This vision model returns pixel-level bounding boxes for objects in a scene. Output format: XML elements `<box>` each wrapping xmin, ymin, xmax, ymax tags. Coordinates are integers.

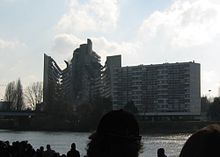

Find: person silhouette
<box><xmin>157</xmin><ymin>148</ymin><xmax>167</xmax><ymax>157</ymax></box>
<box><xmin>43</xmin><ymin>144</ymin><xmax>55</xmax><ymax>157</ymax></box>
<box><xmin>86</xmin><ymin>109</ymin><xmax>142</xmax><ymax>157</ymax></box>
<box><xmin>67</xmin><ymin>143</ymin><xmax>80</xmax><ymax>157</ymax></box>
<box><xmin>179</xmin><ymin>124</ymin><xmax>220</xmax><ymax>157</ymax></box>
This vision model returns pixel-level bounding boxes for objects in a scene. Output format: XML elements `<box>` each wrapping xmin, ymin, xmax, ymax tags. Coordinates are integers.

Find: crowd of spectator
<box><xmin>0</xmin><ymin>141</ymin><xmax>80</xmax><ymax>157</ymax></box>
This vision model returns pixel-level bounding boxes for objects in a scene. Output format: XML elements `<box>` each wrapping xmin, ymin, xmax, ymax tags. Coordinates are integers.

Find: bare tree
<box><xmin>4</xmin><ymin>81</ymin><xmax>16</xmax><ymax>110</ymax></box>
<box><xmin>24</xmin><ymin>82</ymin><xmax>43</xmax><ymax>109</ymax></box>
<box><xmin>4</xmin><ymin>79</ymin><xmax>24</xmax><ymax>110</ymax></box>
<box><xmin>16</xmin><ymin>79</ymin><xmax>24</xmax><ymax>110</ymax></box>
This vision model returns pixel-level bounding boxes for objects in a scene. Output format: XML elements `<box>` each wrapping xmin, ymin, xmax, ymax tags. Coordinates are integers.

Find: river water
<box><xmin>0</xmin><ymin>130</ymin><xmax>190</xmax><ymax>157</ymax></box>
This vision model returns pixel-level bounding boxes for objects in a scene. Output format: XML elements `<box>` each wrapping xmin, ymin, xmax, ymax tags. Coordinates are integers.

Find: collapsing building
<box><xmin>43</xmin><ymin>39</ymin><xmax>102</xmax><ymax>112</ymax></box>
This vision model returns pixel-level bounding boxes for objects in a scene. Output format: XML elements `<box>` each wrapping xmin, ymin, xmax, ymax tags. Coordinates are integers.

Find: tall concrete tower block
<box><xmin>43</xmin><ymin>39</ymin><xmax>102</xmax><ymax>112</ymax></box>
<box><xmin>102</xmin><ymin>55</ymin><xmax>121</xmax><ymax>98</ymax></box>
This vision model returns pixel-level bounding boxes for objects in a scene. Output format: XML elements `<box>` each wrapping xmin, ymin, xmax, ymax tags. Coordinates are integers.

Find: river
<box><xmin>0</xmin><ymin>130</ymin><xmax>190</xmax><ymax>157</ymax></box>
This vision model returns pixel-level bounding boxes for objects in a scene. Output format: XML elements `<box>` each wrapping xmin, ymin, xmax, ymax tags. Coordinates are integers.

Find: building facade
<box><xmin>43</xmin><ymin>54</ymin><xmax>63</xmax><ymax>112</ymax></box>
<box><xmin>106</xmin><ymin>56</ymin><xmax>201</xmax><ymax>116</ymax></box>
<box><xmin>101</xmin><ymin>55</ymin><xmax>121</xmax><ymax>98</ymax></box>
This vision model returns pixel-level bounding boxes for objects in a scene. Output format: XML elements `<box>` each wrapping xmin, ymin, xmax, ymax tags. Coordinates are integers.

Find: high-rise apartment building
<box><xmin>106</xmin><ymin>56</ymin><xmax>201</xmax><ymax>116</ymax></box>
<box><xmin>43</xmin><ymin>39</ymin><xmax>102</xmax><ymax>112</ymax></box>
<box><xmin>43</xmin><ymin>54</ymin><xmax>63</xmax><ymax>112</ymax></box>
<box><xmin>101</xmin><ymin>55</ymin><xmax>121</xmax><ymax>98</ymax></box>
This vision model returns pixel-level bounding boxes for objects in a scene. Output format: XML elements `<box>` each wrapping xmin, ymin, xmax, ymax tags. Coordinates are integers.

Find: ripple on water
<box><xmin>0</xmin><ymin>130</ymin><xmax>190</xmax><ymax>157</ymax></box>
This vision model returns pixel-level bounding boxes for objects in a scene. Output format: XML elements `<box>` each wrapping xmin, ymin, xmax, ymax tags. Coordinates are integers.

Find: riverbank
<box><xmin>139</xmin><ymin>121</ymin><xmax>220</xmax><ymax>134</ymax></box>
<box><xmin>0</xmin><ymin>117</ymin><xmax>219</xmax><ymax>134</ymax></box>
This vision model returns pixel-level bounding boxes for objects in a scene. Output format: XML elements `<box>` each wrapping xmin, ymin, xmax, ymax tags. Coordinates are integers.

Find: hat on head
<box><xmin>96</xmin><ymin>109</ymin><xmax>141</xmax><ymax>141</ymax></box>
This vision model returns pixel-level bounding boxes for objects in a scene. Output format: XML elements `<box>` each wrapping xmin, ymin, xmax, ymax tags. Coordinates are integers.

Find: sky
<box><xmin>0</xmin><ymin>0</ymin><xmax>220</xmax><ymax>100</ymax></box>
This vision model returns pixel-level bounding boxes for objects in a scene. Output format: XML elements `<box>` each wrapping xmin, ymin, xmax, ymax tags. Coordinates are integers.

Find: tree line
<box><xmin>201</xmin><ymin>96</ymin><xmax>220</xmax><ymax>120</ymax></box>
<box><xmin>207</xmin><ymin>97</ymin><xmax>220</xmax><ymax>120</ymax></box>
<box><xmin>3</xmin><ymin>78</ymin><xmax>43</xmax><ymax>111</ymax></box>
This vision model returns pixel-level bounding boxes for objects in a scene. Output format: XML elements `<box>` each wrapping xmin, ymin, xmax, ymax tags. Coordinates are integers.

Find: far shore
<box><xmin>0</xmin><ymin>119</ymin><xmax>219</xmax><ymax>134</ymax></box>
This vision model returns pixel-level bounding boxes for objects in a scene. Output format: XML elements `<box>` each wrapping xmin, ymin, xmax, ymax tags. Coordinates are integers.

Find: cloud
<box><xmin>51</xmin><ymin>34</ymin><xmax>140</xmax><ymax>66</ymax></box>
<box><xmin>55</xmin><ymin>0</ymin><xmax>119</xmax><ymax>33</ymax></box>
<box><xmin>91</xmin><ymin>37</ymin><xmax>141</xmax><ymax>65</ymax></box>
<box><xmin>52</xmin><ymin>0</ymin><xmax>121</xmax><ymax>66</ymax></box>
<box><xmin>202</xmin><ymin>70</ymin><xmax>220</xmax><ymax>96</ymax></box>
<box><xmin>0</xmin><ymin>38</ymin><xmax>40</xmax><ymax>93</ymax></box>
<box><xmin>53</xmin><ymin>0</ymin><xmax>220</xmax><ymax>63</ymax></box>
<box><xmin>52</xmin><ymin>34</ymin><xmax>83</xmax><ymax>56</ymax></box>
<box><xmin>50</xmin><ymin>34</ymin><xmax>83</xmax><ymax>68</ymax></box>
<box><xmin>0</xmin><ymin>38</ymin><xmax>24</xmax><ymax>49</ymax></box>
<box><xmin>138</xmin><ymin>0</ymin><xmax>220</xmax><ymax>48</ymax></box>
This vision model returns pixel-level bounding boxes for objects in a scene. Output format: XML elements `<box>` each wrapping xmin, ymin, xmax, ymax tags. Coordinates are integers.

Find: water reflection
<box><xmin>0</xmin><ymin>130</ymin><xmax>189</xmax><ymax>157</ymax></box>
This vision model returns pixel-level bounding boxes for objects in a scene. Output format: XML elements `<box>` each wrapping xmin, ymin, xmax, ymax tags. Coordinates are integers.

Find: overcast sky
<box><xmin>0</xmin><ymin>0</ymin><xmax>220</xmax><ymax>99</ymax></box>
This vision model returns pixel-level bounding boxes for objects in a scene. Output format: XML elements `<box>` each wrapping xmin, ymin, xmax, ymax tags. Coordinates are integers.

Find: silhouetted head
<box><xmin>46</xmin><ymin>144</ymin><xmax>51</xmax><ymax>150</ymax></box>
<box><xmin>71</xmin><ymin>143</ymin><xmax>76</xmax><ymax>150</ymax></box>
<box><xmin>180</xmin><ymin>124</ymin><xmax>220</xmax><ymax>157</ymax></box>
<box><xmin>40</xmin><ymin>146</ymin><xmax>44</xmax><ymax>151</ymax></box>
<box><xmin>87</xmin><ymin>109</ymin><xmax>142</xmax><ymax>157</ymax></box>
<box><xmin>157</xmin><ymin>148</ymin><xmax>166</xmax><ymax>157</ymax></box>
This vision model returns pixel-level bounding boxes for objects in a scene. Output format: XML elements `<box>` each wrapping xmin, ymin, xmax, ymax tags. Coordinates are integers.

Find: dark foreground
<box><xmin>0</xmin><ymin>117</ymin><xmax>219</xmax><ymax>134</ymax></box>
<box><xmin>0</xmin><ymin>140</ymin><xmax>72</xmax><ymax>157</ymax></box>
